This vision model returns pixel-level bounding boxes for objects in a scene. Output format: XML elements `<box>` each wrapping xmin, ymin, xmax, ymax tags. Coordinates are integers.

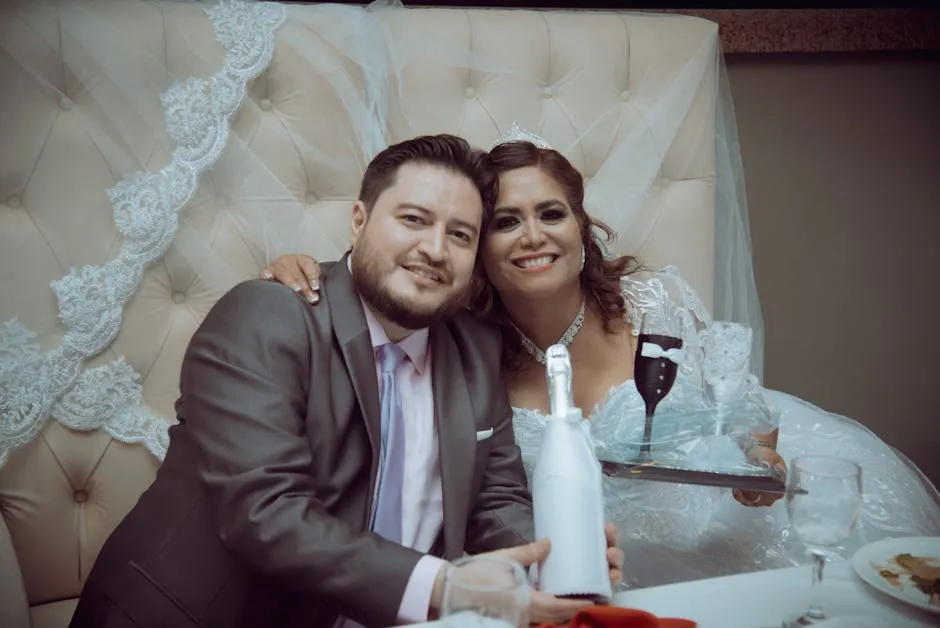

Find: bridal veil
<box><xmin>0</xmin><ymin>0</ymin><xmax>761</xmax><ymax>464</ymax></box>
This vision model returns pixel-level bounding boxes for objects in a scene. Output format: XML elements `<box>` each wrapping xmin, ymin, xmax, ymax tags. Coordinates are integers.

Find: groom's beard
<box><xmin>351</xmin><ymin>234</ymin><xmax>467</xmax><ymax>331</ymax></box>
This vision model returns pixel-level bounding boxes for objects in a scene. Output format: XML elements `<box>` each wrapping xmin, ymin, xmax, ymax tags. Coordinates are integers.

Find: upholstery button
<box><xmin>73</xmin><ymin>489</ymin><xmax>88</xmax><ymax>504</ymax></box>
<box><xmin>259</xmin><ymin>97</ymin><xmax>272</xmax><ymax>111</ymax></box>
<box><xmin>6</xmin><ymin>196</ymin><xmax>21</xmax><ymax>209</ymax></box>
<box><xmin>305</xmin><ymin>192</ymin><xmax>317</xmax><ymax>204</ymax></box>
<box><xmin>59</xmin><ymin>96</ymin><xmax>74</xmax><ymax>110</ymax></box>
<box><xmin>464</xmin><ymin>87</ymin><xmax>474</xmax><ymax>98</ymax></box>
<box><xmin>621</xmin><ymin>90</ymin><xmax>630</xmax><ymax>101</ymax></box>
<box><xmin>171</xmin><ymin>291</ymin><xmax>186</xmax><ymax>304</ymax></box>
<box><xmin>541</xmin><ymin>86</ymin><xmax>553</xmax><ymax>98</ymax></box>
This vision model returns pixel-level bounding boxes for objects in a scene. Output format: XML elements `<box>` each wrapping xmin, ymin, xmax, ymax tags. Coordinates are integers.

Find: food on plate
<box><xmin>877</xmin><ymin>568</ymin><xmax>901</xmax><ymax>588</ymax></box>
<box><xmin>890</xmin><ymin>552</ymin><xmax>940</xmax><ymax>605</ymax></box>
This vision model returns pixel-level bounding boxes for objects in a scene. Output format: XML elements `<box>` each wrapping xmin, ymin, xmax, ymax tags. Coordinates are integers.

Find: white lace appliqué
<box><xmin>0</xmin><ymin>1</ymin><xmax>286</xmax><ymax>467</ymax></box>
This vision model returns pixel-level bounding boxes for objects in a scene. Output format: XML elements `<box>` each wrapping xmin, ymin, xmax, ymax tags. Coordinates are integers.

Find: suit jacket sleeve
<box><xmin>176</xmin><ymin>279</ymin><xmax>422</xmax><ymax>627</ymax></box>
<box><xmin>463</xmin><ymin>325</ymin><xmax>536</xmax><ymax>553</ymax></box>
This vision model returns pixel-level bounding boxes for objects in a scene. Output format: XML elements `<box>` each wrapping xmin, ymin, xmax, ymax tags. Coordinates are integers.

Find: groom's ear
<box><xmin>349</xmin><ymin>201</ymin><xmax>368</xmax><ymax>248</ymax></box>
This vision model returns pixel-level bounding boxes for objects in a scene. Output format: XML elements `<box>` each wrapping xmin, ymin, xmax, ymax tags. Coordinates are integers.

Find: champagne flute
<box><xmin>783</xmin><ymin>456</ymin><xmax>862</xmax><ymax>627</ymax></box>
<box><xmin>699</xmin><ymin>322</ymin><xmax>752</xmax><ymax>436</ymax></box>
<box><xmin>633</xmin><ymin>314</ymin><xmax>683</xmax><ymax>460</ymax></box>
<box><xmin>440</xmin><ymin>556</ymin><xmax>530</xmax><ymax>627</ymax></box>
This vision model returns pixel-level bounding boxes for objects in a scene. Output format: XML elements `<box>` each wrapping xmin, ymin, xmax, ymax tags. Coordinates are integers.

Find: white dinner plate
<box><xmin>851</xmin><ymin>536</ymin><xmax>940</xmax><ymax>614</ymax></box>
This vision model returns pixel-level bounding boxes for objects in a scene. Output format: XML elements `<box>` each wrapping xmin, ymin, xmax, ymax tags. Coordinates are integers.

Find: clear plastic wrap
<box><xmin>592</xmin><ymin>398</ymin><xmax>775</xmax><ymax>475</ymax></box>
<box><xmin>591</xmin><ymin>318</ymin><xmax>783</xmax><ymax>491</ymax></box>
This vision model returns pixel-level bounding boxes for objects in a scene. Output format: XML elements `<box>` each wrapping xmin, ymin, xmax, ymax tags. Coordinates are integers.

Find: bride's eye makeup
<box><xmin>491</xmin><ymin>214</ymin><xmax>520</xmax><ymax>231</ymax></box>
<box><xmin>490</xmin><ymin>200</ymin><xmax>568</xmax><ymax>233</ymax></box>
<box><xmin>539</xmin><ymin>207</ymin><xmax>566</xmax><ymax>222</ymax></box>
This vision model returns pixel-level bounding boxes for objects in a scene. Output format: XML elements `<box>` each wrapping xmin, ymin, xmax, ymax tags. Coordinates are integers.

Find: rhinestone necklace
<box><xmin>512</xmin><ymin>299</ymin><xmax>586</xmax><ymax>365</ymax></box>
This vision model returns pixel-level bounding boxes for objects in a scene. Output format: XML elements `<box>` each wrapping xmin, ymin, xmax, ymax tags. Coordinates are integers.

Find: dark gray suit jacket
<box><xmin>70</xmin><ymin>259</ymin><xmax>534</xmax><ymax>628</ymax></box>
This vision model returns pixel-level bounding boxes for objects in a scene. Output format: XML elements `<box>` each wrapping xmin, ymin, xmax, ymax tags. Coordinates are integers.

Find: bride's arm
<box><xmin>260</xmin><ymin>254</ymin><xmax>323</xmax><ymax>304</ymax></box>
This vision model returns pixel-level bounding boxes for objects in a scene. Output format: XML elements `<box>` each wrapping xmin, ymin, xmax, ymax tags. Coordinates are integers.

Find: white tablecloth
<box><xmin>614</xmin><ymin>559</ymin><xmax>937</xmax><ymax>627</ymax></box>
<box><xmin>409</xmin><ymin>560</ymin><xmax>938</xmax><ymax>627</ymax></box>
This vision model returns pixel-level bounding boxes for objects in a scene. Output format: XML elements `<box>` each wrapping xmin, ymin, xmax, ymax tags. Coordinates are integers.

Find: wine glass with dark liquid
<box><xmin>633</xmin><ymin>314</ymin><xmax>683</xmax><ymax>461</ymax></box>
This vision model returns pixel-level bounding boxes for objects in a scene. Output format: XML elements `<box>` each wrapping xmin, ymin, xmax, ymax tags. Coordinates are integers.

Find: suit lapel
<box><xmin>430</xmin><ymin>325</ymin><xmax>476</xmax><ymax>559</ymax></box>
<box><xmin>325</xmin><ymin>257</ymin><xmax>382</xmax><ymax>477</ymax></box>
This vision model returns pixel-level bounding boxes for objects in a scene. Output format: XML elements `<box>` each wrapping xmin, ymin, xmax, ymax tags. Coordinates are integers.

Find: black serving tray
<box><xmin>599</xmin><ymin>459</ymin><xmax>796</xmax><ymax>494</ymax></box>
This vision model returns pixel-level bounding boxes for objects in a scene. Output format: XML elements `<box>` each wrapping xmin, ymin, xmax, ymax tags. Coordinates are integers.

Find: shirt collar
<box><xmin>349</xmin><ymin>256</ymin><xmax>431</xmax><ymax>374</ymax></box>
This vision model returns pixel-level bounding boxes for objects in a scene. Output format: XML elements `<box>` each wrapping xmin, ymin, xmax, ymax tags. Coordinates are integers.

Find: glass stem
<box><xmin>640</xmin><ymin>409</ymin><xmax>654</xmax><ymax>459</ymax></box>
<box><xmin>807</xmin><ymin>550</ymin><xmax>827</xmax><ymax>620</ymax></box>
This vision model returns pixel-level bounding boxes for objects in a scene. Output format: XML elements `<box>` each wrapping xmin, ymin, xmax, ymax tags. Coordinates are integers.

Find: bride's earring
<box><xmin>579</xmin><ymin>246</ymin><xmax>586</xmax><ymax>272</ymax></box>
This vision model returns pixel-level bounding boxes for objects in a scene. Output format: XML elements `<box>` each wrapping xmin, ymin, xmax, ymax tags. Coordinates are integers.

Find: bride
<box><xmin>260</xmin><ymin>134</ymin><xmax>940</xmax><ymax>588</ymax></box>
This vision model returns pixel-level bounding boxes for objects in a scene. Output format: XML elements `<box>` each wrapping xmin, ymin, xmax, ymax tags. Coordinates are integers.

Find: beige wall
<box><xmin>726</xmin><ymin>53</ymin><xmax>940</xmax><ymax>484</ymax></box>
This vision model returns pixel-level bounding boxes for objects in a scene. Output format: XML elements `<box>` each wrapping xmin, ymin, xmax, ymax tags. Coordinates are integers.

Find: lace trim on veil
<box><xmin>0</xmin><ymin>1</ymin><xmax>286</xmax><ymax>467</ymax></box>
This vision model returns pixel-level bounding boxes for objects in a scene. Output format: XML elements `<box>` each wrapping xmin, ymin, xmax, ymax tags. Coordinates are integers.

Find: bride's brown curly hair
<box><xmin>468</xmin><ymin>141</ymin><xmax>641</xmax><ymax>369</ymax></box>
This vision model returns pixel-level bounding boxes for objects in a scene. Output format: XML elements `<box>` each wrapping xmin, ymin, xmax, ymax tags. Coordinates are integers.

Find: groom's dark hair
<box><xmin>358</xmin><ymin>134</ymin><xmax>497</xmax><ymax>221</ymax></box>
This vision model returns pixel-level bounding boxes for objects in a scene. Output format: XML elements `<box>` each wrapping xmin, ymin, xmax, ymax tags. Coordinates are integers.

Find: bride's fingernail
<box><xmin>261</xmin><ymin>270</ymin><xmax>273</xmax><ymax>279</ymax></box>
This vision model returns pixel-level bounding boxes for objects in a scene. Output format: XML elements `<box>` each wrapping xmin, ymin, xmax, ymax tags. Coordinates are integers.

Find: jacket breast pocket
<box><xmin>99</xmin><ymin>561</ymin><xmax>207</xmax><ymax>628</ymax></box>
<box><xmin>475</xmin><ymin>427</ymin><xmax>494</xmax><ymax>442</ymax></box>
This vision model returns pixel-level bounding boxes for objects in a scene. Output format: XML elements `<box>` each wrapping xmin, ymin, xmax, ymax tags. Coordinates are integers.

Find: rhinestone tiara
<box><xmin>487</xmin><ymin>122</ymin><xmax>554</xmax><ymax>151</ymax></box>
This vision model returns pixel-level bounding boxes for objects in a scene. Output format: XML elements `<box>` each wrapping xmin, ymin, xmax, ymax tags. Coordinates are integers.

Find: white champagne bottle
<box><xmin>531</xmin><ymin>345</ymin><xmax>612</xmax><ymax>602</ymax></box>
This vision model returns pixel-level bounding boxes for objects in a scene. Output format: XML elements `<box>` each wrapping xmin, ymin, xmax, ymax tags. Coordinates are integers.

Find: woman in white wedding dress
<box><xmin>260</xmin><ymin>137</ymin><xmax>940</xmax><ymax>588</ymax></box>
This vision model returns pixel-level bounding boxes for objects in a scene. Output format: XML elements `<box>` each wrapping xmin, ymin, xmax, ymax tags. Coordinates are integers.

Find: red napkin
<box><xmin>538</xmin><ymin>606</ymin><xmax>696</xmax><ymax>628</ymax></box>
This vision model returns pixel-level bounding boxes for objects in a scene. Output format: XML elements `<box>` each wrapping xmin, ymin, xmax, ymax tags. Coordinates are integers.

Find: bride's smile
<box><xmin>512</xmin><ymin>253</ymin><xmax>558</xmax><ymax>271</ymax></box>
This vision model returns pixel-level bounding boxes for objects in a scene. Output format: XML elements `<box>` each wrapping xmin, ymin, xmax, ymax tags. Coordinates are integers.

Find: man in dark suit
<box><xmin>70</xmin><ymin>135</ymin><xmax>610</xmax><ymax>628</ymax></box>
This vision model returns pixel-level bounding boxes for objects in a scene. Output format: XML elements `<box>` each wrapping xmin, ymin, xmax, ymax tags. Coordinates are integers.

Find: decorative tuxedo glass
<box><xmin>633</xmin><ymin>314</ymin><xmax>683</xmax><ymax>460</ymax></box>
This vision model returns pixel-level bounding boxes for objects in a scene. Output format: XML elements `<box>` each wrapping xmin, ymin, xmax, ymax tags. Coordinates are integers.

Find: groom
<box><xmin>70</xmin><ymin>135</ymin><xmax>569</xmax><ymax>628</ymax></box>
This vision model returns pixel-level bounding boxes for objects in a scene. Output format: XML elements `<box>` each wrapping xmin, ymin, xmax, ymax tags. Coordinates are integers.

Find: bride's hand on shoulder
<box><xmin>733</xmin><ymin>442</ymin><xmax>787</xmax><ymax>508</ymax></box>
<box><xmin>260</xmin><ymin>254</ymin><xmax>321</xmax><ymax>304</ymax></box>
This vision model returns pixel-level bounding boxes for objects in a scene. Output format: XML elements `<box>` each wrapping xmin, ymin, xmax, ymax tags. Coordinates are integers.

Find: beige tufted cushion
<box><xmin>0</xmin><ymin>3</ymin><xmax>718</xmax><ymax>626</ymax></box>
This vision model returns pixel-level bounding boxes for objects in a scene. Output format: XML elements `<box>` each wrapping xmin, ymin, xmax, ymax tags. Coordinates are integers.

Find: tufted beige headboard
<box><xmin>0</xmin><ymin>2</ymin><xmax>720</xmax><ymax>626</ymax></box>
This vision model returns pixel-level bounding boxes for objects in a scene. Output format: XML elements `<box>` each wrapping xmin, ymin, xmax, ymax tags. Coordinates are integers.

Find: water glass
<box><xmin>783</xmin><ymin>455</ymin><xmax>862</xmax><ymax>627</ymax></box>
<box><xmin>440</xmin><ymin>556</ymin><xmax>530</xmax><ymax>628</ymax></box>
